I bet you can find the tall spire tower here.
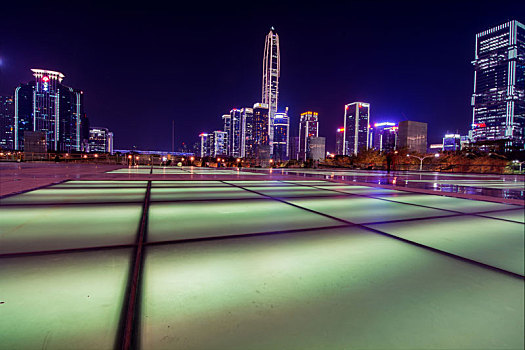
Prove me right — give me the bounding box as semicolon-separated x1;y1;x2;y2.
262;27;280;154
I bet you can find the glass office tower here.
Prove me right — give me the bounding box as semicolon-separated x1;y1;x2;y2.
298;111;319;161
273;108;289;161
262;27;280;154
343;102;370;155
471;20;525;150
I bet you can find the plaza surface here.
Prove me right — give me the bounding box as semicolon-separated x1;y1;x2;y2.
0;164;524;349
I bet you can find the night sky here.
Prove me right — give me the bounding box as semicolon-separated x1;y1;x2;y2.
1;1;524;152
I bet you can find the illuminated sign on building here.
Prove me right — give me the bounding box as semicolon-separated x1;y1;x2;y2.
42;76;49;91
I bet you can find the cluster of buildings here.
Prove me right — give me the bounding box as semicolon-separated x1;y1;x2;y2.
0;69;114;154
200;20;524;163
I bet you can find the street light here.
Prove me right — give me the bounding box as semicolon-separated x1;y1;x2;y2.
512;160;525;172
407;153;439;171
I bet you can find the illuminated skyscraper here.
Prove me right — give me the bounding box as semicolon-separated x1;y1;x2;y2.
226;109;242;157
370;122;398;152
0;96;14;150
89;127;114;154
471;20;525;149
240;107;253;158
298;111;318;161
262;27;280;154
335;127;345;155
14;69;87;152
343;102;370;155
273;107;289;161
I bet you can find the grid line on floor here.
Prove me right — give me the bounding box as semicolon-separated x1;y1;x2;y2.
223;180;524;279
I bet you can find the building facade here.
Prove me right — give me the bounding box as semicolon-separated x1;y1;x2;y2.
471;20;525;150
370;122;397;152
307;136;326;161
262;27;280;154
252;103;270;156
89;127;114;154
343;102;370;155
273;108;289;161
335;128;345;155
14;69;88;152
0;96;14;150
298;111;319;161
240;107;254;158
398;120;428;153
442;133;461;151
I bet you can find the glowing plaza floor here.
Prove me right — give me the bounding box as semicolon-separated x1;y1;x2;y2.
0;167;524;349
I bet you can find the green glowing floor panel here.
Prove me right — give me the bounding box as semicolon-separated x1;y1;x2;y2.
149;187;263;201
107;168;153;174
223;180;294;186
147;199;340;242
0;204;142;254
367;216;525;275
374;194;518;213
288;197;453;224
52;180;148;188
0;188;146;204
316;185;407;196
0;249;131;350
481;209;525;223
139;228;524;350
244;186;342;198
151;181;229;187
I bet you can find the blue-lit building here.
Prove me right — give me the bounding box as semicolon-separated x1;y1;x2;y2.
369;122;397;152
471;20;525;150
89;127;114;154
442;133;461;151
273;108;289;161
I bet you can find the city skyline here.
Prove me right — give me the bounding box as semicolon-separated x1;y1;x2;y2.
0;2;524;151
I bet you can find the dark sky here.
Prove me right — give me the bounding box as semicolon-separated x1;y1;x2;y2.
0;1;524;152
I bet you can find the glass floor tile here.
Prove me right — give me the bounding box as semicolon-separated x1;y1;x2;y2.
481;209;525;223
0;248;131;349
147;199;340;242
286;180;341;186
151;180;229;187
316;185;406;196
107;168;153;174
140;228;524;350
0;188;147;204
223;180;293;187
367;216;525;275
149;187;263;201
374;193;518;213
52;180;148;188
288;197;453;224
0;204;141;254
244;186;341;198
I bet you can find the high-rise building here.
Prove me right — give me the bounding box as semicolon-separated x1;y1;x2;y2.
335;127;345;155
298;111;318;161
240;107;254;158
471;20;525;150
443;133;461;151
89;127;114;154
252;103;270;153
0;96;14;150
343;102;370;155
262;27;280;154
222;114;231;155
370;122;398;152
199;133;210;157
199;131;228;158
211;131;228;157
14;69;87;152
398;120;428;153
307;137;326;161
289;136;299;161
273;108;289;161
226;109;242;157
